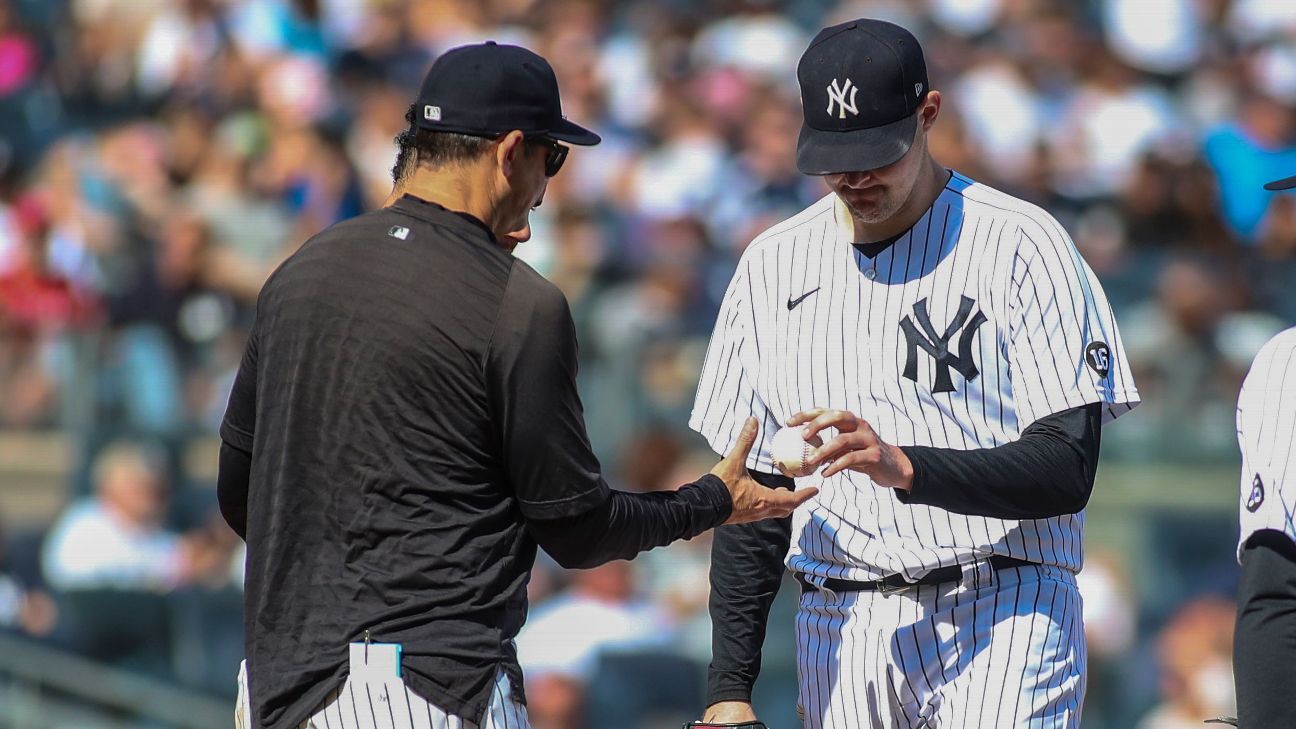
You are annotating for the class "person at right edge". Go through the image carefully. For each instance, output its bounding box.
[687,19,1139,729]
[1226,172,1296,729]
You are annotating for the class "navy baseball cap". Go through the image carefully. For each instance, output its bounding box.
[415,41,601,146]
[796,19,929,175]
[1264,175,1296,191]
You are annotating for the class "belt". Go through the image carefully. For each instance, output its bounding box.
[796,556,1035,596]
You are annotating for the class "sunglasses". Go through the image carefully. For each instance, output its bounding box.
[528,136,569,177]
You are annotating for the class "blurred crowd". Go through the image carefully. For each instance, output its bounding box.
[0,0,1292,726]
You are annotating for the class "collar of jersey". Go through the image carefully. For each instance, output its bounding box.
[391,194,497,243]
[833,195,906,260]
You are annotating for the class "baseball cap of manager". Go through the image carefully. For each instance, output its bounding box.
[415,41,601,146]
[795,19,929,175]
[1264,175,1296,191]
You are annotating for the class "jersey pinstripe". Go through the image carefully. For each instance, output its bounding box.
[794,563,1084,728]
[236,662,530,729]
[690,172,1139,582]
[1236,326,1296,560]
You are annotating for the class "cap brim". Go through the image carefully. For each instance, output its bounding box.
[1264,175,1296,191]
[796,113,917,175]
[548,118,601,146]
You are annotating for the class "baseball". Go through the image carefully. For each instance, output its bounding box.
[771,426,823,478]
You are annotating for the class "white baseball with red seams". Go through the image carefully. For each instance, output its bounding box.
[771,426,823,478]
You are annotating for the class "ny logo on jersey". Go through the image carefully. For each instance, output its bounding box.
[1246,474,1264,513]
[826,78,859,119]
[900,296,988,393]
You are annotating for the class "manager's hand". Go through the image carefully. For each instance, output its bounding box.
[711,418,818,524]
[702,700,760,724]
[789,408,914,490]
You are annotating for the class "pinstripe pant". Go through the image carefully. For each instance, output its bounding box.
[236,661,531,729]
[795,562,1084,729]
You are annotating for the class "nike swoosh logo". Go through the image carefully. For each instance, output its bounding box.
[787,287,821,310]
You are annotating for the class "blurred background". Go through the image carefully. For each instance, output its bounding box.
[0,0,1292,727]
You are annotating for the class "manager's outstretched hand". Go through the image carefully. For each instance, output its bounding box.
[789,408,915,490]
[700,700,760,724]
[711,418,819,524]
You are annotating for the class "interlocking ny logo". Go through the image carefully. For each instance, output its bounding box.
[826,78,860,119]
[900,296,988,393]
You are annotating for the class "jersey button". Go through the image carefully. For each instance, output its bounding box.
[864,268,877,280]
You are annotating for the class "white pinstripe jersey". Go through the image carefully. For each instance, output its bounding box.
[690,172,1140,581]
[1236,326,1296,561]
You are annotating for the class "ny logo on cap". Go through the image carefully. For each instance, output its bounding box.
[826,78,859,119]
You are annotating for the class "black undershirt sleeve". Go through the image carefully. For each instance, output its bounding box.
[704,469,794,706]
[1234,530,1296,728]
[491,268,733,566]
[895,402,1102,520]
[218,327,257,540]
[217,441,251,540]
[526,476,732,570]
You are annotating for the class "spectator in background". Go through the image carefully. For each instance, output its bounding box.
[41,441,225,592]
[0,193,98,428]
[0,0,39,99]
[1050,49,1182,201]
[1203,89,1296,243]
[0,515,57,638]
[1117,257,1285,461]
[1078,550,1140,726]
[517,561,675,729]
[1101,0,1205,77]
[1137,596,1236,729]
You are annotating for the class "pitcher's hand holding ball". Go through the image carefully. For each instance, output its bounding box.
[787,408,915,490]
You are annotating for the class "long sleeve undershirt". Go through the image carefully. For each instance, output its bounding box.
[704,402,1102,706]
[525,476,732,569]
[1234,530,1296,728]
[896,402,1102,519]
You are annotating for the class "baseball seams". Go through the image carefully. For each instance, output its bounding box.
[772,426,823,477]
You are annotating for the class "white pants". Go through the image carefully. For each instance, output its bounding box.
[236,661,531,729]
[795,561,1085,729]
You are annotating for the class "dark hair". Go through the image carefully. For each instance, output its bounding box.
[391,104,496,183]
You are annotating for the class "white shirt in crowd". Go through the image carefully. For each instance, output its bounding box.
[41,500,185,592]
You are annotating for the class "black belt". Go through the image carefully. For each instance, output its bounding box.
[796,556,1035,596]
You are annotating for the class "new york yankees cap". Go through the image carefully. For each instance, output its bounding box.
[795,19,929,175]
[1264,175,1296,191]
[415,41,601,146]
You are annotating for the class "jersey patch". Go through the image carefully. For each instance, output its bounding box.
[1246,474,1265,513]
[1084,342,1111,379]
[899,295,987,393]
